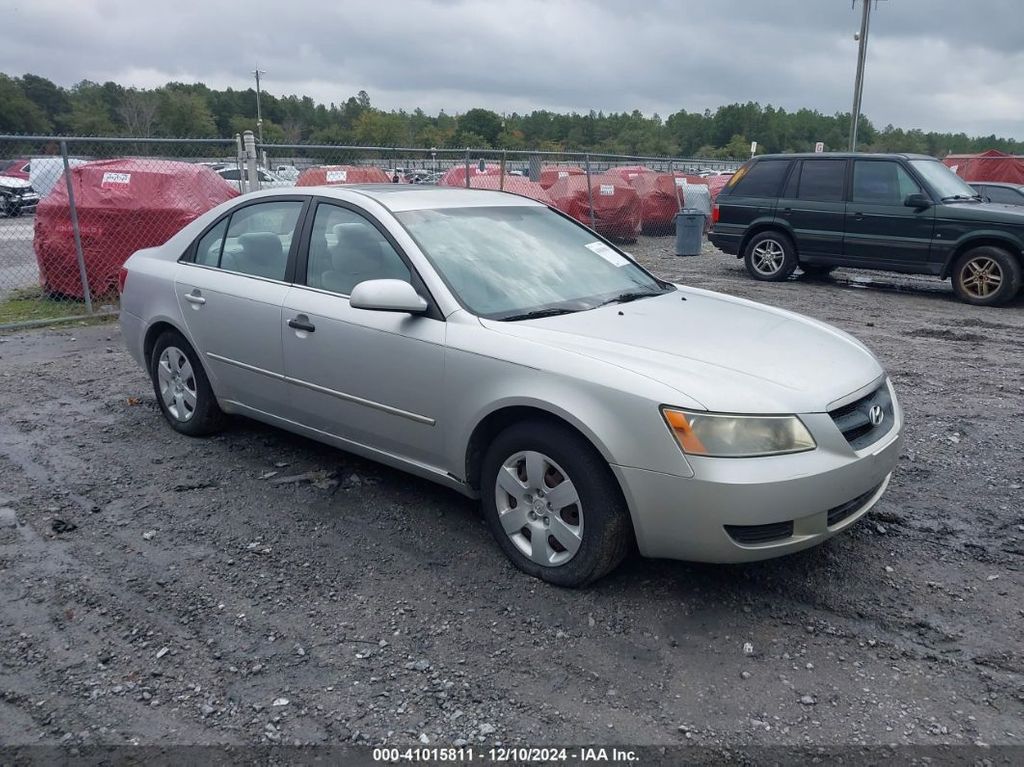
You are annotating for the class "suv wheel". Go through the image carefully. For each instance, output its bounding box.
[744,231,797,281]
[951,246,1022,306]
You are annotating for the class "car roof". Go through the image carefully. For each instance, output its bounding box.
[752,152,936,161]
[310,184,546,212]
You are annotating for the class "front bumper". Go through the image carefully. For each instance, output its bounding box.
[611,404,903,563]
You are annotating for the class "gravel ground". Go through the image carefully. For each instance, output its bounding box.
[0,238,1022,750]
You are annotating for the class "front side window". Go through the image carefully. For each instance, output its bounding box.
[396,205,668,318]
[853,161,922,205]
[728,160,790,198]
[218,200,303,280]
[306,204,410,295]
[797,160,846,201]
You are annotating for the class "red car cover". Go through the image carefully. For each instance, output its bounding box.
[942,150,1024,184]
[438,163,502,187]
[539,165,585,190]
[606,164,655,182]
[468,174,554,205]
[34,159,237,299]
[548,174,641,240]
[705,174,731,202]
[628,173,682,232]
[295,165,391,186]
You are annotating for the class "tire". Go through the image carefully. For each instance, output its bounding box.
[149,330,224,436]
[951,246,1022,307]
[481,419,634,587]
[800,264,836,278]
[744,231,797,281]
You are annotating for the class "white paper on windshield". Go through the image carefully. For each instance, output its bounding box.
[586,241,629,267]
[558,171,569,178]
[101,172,131,186]
[599,184,615,196]
[326,170,348,182]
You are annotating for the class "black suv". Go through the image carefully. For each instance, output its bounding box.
[709,153,1024,306]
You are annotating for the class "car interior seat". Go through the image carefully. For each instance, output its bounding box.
[233,232,285,280]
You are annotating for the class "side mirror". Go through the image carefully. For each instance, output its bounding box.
[349,279,428,314]
[904,193,931,209]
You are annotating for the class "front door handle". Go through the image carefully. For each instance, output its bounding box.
[288,316,316,333]
[185,291,206,305]
[853,212,865,220]
[781,207,792,217]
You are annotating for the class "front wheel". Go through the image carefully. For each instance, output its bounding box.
[744,231,797,281]
[951,246,1022,306]
[150,330,224,436]
[481,420,633,587]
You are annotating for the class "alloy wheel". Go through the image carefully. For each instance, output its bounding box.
[157,346,198,422]
[751,239,786,276]
[959,256,1003,299]
[494,450,584,567]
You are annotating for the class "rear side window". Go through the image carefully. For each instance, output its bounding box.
[729,160,790,198]
[220,200,303,281]
[797,160,846,202]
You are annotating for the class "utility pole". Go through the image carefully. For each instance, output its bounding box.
[848,0,877,151]
[252,66,266,146]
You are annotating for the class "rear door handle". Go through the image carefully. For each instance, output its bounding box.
[781,207,792,216]
[853,212,865,220]
[288,316,316,333]
[185,291,206,305]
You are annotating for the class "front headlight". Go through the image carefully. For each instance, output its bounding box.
[662,407,816,458]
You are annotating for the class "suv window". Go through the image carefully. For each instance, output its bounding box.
[852,161,921,205]
[216,200,303,280]
[797,160,846,201]
[305,203,410,295]
[730,160,790,198]
[984,186,1024,205]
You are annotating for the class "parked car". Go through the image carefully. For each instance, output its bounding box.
[1,158,31,181]
[120,186,902,586]
[0,175,41,216]
[709,153,1024,306]
[970,181,1024,207]
[274,164,301,181]
[215,166,293,190]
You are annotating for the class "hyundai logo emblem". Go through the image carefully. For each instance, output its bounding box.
[868,405,884,427]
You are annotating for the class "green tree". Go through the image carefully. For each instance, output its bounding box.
[156,90,217,137]
[458,109,503,146]
[0,74,51,133]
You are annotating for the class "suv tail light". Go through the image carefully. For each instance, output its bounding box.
[118,266,129,294]
[711,203,720,225]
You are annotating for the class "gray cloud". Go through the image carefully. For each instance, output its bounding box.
[2,0,1023,138]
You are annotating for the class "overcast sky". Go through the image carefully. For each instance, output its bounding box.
[3,0,1023,139]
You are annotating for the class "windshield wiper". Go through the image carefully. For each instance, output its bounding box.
[499,307,582,322]
[598,288,668,307]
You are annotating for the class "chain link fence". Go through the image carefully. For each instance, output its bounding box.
[0,134,741,329]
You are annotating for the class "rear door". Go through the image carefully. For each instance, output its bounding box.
[775,159,848,261]
[175,197,307,414]
[714,159,791,244]
[843,159,935,268]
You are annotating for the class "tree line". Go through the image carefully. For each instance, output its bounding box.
[2,72,1022,159]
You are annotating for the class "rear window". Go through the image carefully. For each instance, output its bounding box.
[729,160,790,198]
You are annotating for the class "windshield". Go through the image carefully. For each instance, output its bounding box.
[910,160,979,200]
[395,206,668,319]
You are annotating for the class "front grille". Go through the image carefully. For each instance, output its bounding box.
[829,383,895,450]
[827,482,883,527]
[724,520,794,545]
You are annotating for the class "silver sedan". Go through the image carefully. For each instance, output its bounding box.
[120,185,903,586]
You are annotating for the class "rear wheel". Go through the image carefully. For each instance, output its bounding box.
[744,231,797,281]
[150,330,224,436]
[481,420,633,587]
[951,246,1022,306]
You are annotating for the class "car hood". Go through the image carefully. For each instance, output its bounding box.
[480,287,883,414]
[0,175,33,190]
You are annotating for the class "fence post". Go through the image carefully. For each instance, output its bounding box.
[584,154,596,229]
[671,158,683,211]
[499,150,506,191]
[464,148,471,189]
[61,140,93,314]
[243,131,259,192]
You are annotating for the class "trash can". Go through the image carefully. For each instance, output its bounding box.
[674,209,705,256]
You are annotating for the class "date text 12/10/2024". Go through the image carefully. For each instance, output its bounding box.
[373,746,640,762]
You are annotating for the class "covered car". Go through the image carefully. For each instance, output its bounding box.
[548,173,641,241]
[606,164,655,182]
[705,174,731,202]
[468,174,554,205]
[34,159,237,298]
[539,164,586,190]
[439,163,502,187]
[295,165,391,186]
[627,172,681,233]
[943,149,1024,184]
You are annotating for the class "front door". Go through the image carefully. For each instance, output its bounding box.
[843,159,935,268]
[174,198,305,414]
[281,200,446,468]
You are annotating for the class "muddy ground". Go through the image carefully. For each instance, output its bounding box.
[0,239,1021,750]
